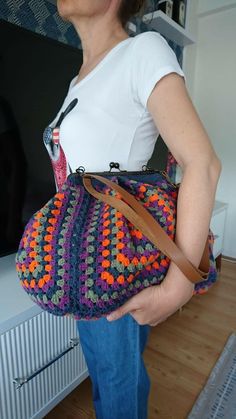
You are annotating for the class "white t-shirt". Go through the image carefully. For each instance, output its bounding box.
[43,31,186,190]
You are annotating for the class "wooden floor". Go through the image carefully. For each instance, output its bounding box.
[45,259,236,419]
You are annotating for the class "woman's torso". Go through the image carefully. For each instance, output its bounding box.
[43,32,185,190]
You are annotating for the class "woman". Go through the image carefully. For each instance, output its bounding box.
[47,1,222,418]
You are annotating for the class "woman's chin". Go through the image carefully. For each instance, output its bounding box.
[56,0,72,22]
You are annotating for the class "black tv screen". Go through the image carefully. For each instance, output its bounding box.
[0,19,83,257]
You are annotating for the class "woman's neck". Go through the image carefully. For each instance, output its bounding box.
[72,19,129,65]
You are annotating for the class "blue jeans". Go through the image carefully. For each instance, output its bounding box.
[77,314,151,419]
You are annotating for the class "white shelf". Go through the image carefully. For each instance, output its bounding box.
[127,21,137,34]
[142,10,195,46]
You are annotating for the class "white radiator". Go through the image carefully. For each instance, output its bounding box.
[0,311,88,419]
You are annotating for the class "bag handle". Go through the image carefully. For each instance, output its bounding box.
[82,174,210,284]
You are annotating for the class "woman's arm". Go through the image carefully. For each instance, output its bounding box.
[147,72,221,292]
[107,72,221,325]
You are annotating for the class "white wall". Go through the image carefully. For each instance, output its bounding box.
[182,0,236,258]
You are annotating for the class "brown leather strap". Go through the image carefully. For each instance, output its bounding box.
[82,174,210,284]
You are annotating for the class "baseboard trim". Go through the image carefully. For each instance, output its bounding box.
[222,255,236,264]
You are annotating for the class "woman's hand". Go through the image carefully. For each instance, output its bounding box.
[106,269,195,326]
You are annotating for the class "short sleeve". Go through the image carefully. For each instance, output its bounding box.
[131,31,186,109]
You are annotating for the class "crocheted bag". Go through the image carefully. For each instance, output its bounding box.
[15,163,217,320]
